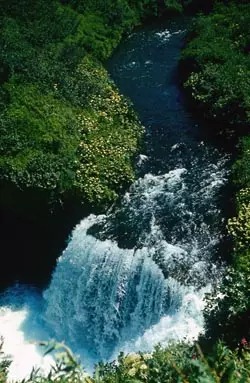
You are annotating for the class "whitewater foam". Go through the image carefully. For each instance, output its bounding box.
[0,20,230,382]
[0,301,53,381]
[42,214,207,363]
[0,159,228,380]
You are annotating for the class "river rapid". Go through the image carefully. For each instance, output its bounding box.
[0,17,230,381]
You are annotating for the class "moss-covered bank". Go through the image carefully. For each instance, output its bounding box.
[0,0,144,216]
[0,0,223,217]
[0,0,216,288]
[180,2,250,128]
[0,0,146,288]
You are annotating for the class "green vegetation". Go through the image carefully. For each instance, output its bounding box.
[181,2,250,126]
[2,341,250,383]
[0,339,10,383]
[0,0,146,212]
[203,139,250,349]
[2,0,250,382]
[0,0,211,214]
[180,0,250,361]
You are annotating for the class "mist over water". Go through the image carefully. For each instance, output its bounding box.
[0,18,230,380]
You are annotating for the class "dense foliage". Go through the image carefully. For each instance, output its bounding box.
[181,2,250,127]
[203,144,250,349]
[0,0,147,212]
[181,0,250,356]
[0,0,213,214]
[2,0,250,382]
[2,341,250,383]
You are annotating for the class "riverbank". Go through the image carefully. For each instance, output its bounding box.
[0,0,220,289]
[180,1,250,350]
[0,0,144,289]
[0,0,203,289]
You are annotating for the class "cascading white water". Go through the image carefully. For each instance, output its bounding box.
[0,287,54,381]
[0,157,228,380]
[43,215,188,361]
[42,157,228,363]
[0,22,230,381]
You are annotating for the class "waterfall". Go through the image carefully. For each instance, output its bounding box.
[0,156,228,380]
[43,215,186,361]
[0,21,230,381]
[42,156,228,363]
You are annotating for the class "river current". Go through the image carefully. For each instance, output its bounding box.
[0,18,230,380]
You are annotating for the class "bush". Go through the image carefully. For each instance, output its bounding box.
[0,0,146,211]
[204,268,250,348]
[181,3,250,126]
[0,84,79,190]
[0,338,11,383]
[2,340,250,383]
[180,1,250,357]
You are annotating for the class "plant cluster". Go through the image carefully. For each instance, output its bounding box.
[2,341,250,383]
[179,0,250,355]
[0,0,210,213]
[0,0,147,210]
[181,2,250,126]
[203,138,250,348]
[0,0,217,215]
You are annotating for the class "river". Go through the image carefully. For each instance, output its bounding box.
[0,17,230,381]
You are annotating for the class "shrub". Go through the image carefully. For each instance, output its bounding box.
[204,268,250,349]
[181,3,250,126]
[0,84,79,191]
[0,0,145,210]
[3,341,250,383]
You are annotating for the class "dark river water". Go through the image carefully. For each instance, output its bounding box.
[0,17,232,380]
